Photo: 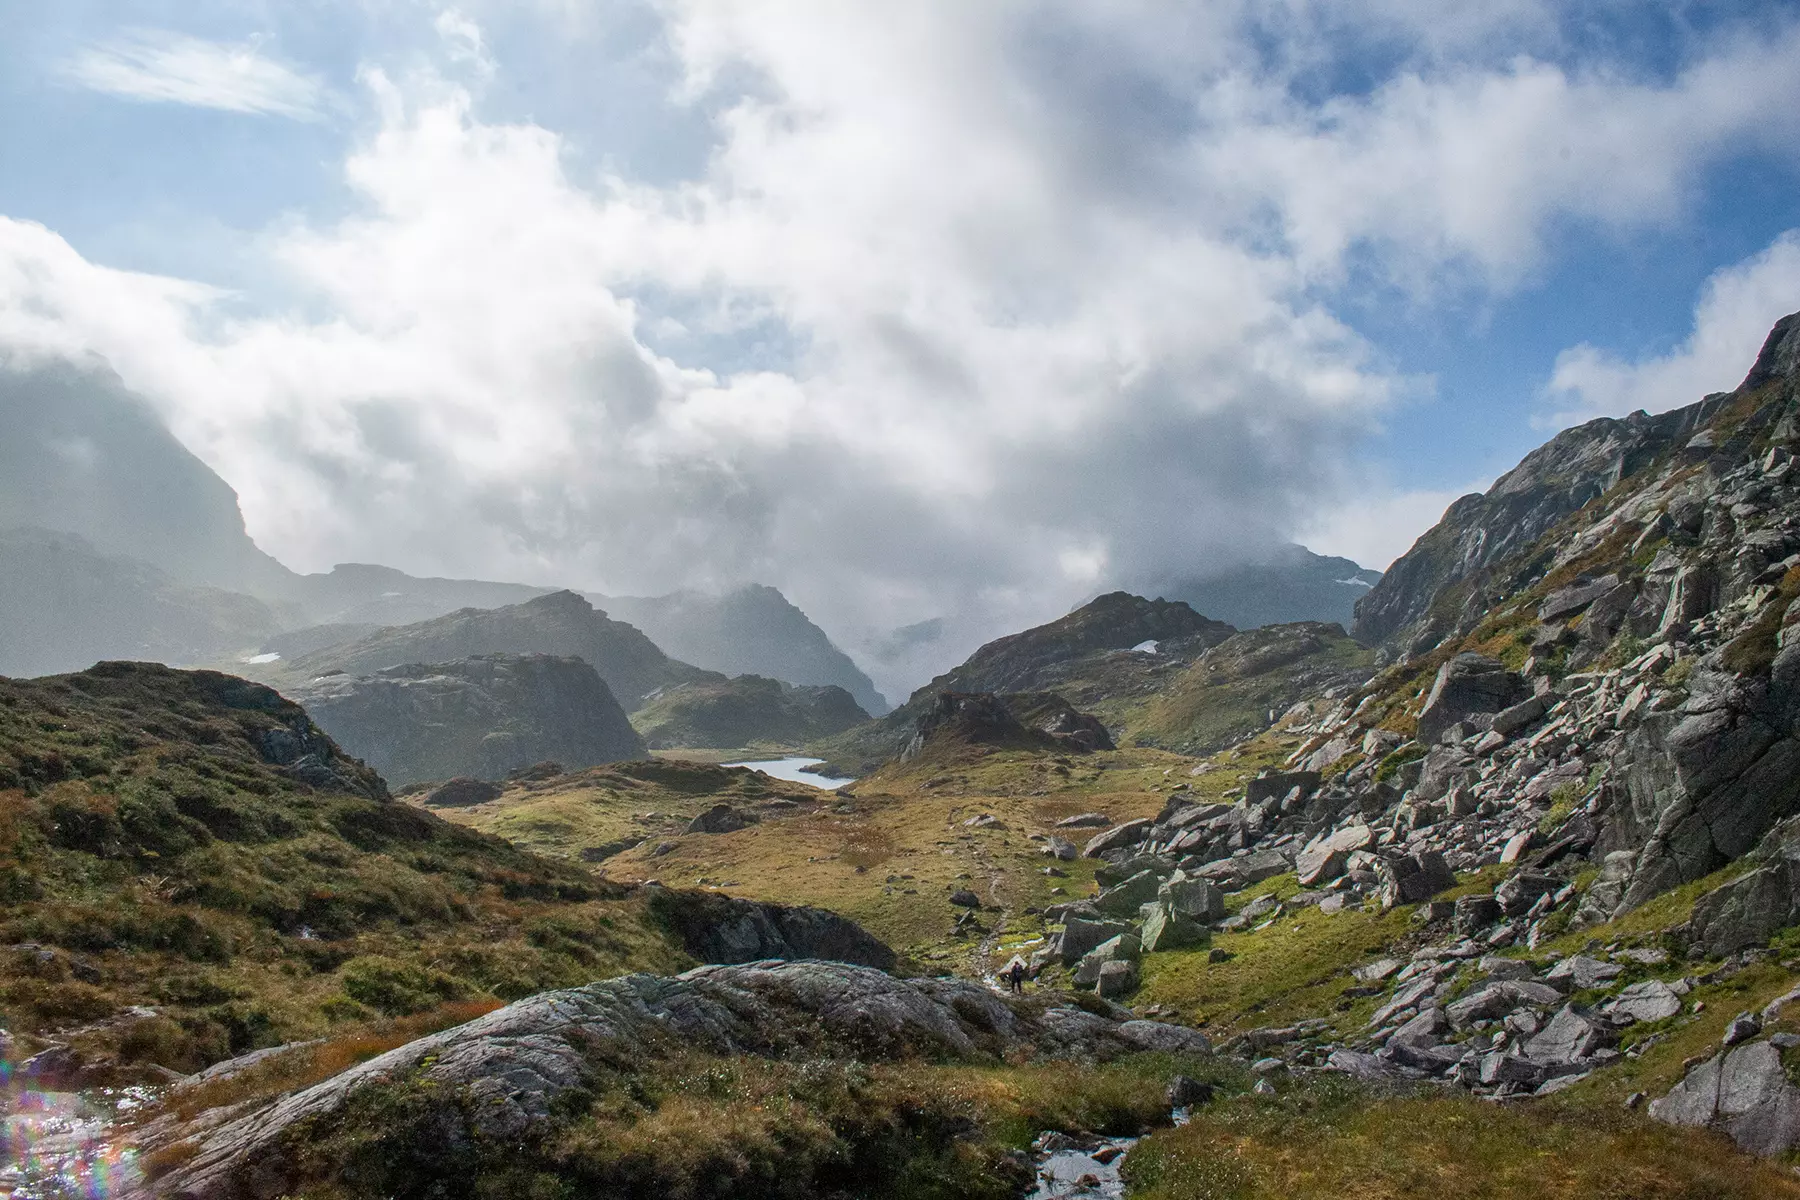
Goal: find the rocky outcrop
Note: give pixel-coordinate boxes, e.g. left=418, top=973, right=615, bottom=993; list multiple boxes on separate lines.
left=288, top=590, right=711, bottom=707
left=1415, top=653, right=1532, bottom=746
left=1652, top=1036, right=1800, bottom=1157
left=898, top=691, right=1114, bottom=761
left=133, top=960, right=1211, bottom=1199
left=646, top=889, right=897, bottom=969
left=290, top=654, right=646, bottom=786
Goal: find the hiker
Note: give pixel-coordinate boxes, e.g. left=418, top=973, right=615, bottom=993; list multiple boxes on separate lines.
left=1007, top=960, right=1027, bottom=994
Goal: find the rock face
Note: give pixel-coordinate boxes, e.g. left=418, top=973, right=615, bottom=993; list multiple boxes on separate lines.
left=290, top=654, right=646, bottom=786
left=134, top=960, right=1211, bottom=1200
left=288, top=590, right=710, bottom=707
left=1652, top=1037, right=1800, bottom=1157
left=1415, top=654, right=1531, bottom=747
left=644, top=889, right=897, bottom=970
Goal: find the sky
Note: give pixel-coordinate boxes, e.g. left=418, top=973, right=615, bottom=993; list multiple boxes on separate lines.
left=2, top=0, right=1799, bottom=698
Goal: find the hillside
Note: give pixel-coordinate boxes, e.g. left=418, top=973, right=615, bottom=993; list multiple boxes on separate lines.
left=289, top=654, right=647, bottom=785
left=281, top=590, right=711, bottom=708
left=0, top=528, right=282, bottom=678
left=597, top=585, right=890, bottom=715
left=630, top=674, right=868, bottom=750
left=0, top=661, right=688, bottom=1083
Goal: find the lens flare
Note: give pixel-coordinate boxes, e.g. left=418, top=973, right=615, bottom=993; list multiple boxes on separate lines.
left=1, top=1070, right=151, bottom=1200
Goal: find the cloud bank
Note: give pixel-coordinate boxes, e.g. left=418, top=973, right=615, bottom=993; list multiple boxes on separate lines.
left=8, top=3, right=1800, bottom=696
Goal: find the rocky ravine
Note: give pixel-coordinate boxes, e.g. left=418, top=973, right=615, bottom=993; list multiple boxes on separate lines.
left=130, top=960, right=1210, bottom=1200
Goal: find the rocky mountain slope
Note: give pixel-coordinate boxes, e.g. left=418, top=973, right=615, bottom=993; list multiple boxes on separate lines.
left=281, top=590, right=711, bottom=708
left=0, top=361, right=294, bottom=597
left=597, top=585, right=890, bottom=715
left=289, top=654, right=647, bottom=785
left=630, top=673, right=868, bottom=750
left=0, top=527, right=282, bottom=678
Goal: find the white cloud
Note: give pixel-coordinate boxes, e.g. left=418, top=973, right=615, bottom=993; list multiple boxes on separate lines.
left=1299, top=480, right=1483, bottom=571
left=1546, top=230, right=1800, bottom=421
left=10, top=4, right=1800, bottom=693
left=62, top=29, right=330, bottom=120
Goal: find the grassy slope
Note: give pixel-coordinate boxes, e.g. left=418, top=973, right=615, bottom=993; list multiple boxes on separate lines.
left=0, top=663, right=688, bottom=1079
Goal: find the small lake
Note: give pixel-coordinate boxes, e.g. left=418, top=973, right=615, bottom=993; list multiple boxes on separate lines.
left=722, top=756, right=855, bottom=790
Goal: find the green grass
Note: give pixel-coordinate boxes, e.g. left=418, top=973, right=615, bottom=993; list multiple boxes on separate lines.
left=0, top=662, right=690, bottom=1079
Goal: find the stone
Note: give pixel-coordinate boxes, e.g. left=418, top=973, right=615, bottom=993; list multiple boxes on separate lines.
left=1159, top=876, right=1226, bottom=922
left=1245, top=771, right=1321, bottom=806
left=1058, top=813, right=1113, bottom=828
left=1525, top=1005, right=1614, bottom=1067
left=1095, top=870, right=1164, bottom=917
left=1379, top=850, right=1458, bottom=909
left=1167, top=1075, right=1214, bottom=1108
left=1042, top=837, right=1079, bottom=861
left=1602, top=980, right=1683, bottom=1024
left=1139, top=903, right=1209, bottom=953
left=1240, top=849, right=1292, bottom=884
left=1480, top=1051, right=1546, bottom=1087
left=1352, top=958, right=1404, bottom=985
left=1490, top=695, right=1549, bottom=738
left=1686, top=864, right=1800, bottom=958
left=1495, top=872, right=1561, bottom=918
left=1724, top=1012, right=1764, bottom=1047
left=1058, top=917, right=1133, bottom=964
left=1194, top=859, right=1248, bottom=892
left=1096, top=959, right=1138, bottom=998
left=1076, top=934, right=1143, bottom=986
left=1454, top=895, right=1502, bottom=934
left=1539, top=574, right=1623, bottom=623
left=949, top=889, right=982, bottom=909
left=1477, top=956, right=1536, bottom=981
left=688, top=804, right=761, bottom=835
left=1544, top=955, right=1624, bottom=992
left=1083, top=819, right=1154, bottom=858
left=648, top=891, right=898, bottom=970
left=1389, top=1005, right=1450, bottom=1048
left=1297, top=825, right=1372, bottom=887
left=1416, top=653, right=1531, bottom=747
left=1498, top=831, right=1534, bottom=865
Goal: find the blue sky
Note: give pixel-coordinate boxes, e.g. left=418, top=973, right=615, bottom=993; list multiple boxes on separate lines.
left=2, top=1, right=1799, bottom=694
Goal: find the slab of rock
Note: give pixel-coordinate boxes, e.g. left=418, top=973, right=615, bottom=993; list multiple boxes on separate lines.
left=1495, top=872, right=1561, bottom=918
left=1379, top=851, right=1458, bottom=909
left=1525, top=1004, right=1614, bottom=1068
left=1417, top=654, right=1531, bottom=747
left=646, top=889, right=898, bottom=970
left=1297, top=825, right=1373, bottom=887
left=1240, top=849, right=1292, bottom=884
left=1058, top=916, right=1133, bottom=964
left=1544, top=955, right=1623, bottom=992
left=1140, top=903, right=1208, bottom=953
left=1603, top=980, right=1682, bottom=1024
left=1083, top=819, right=1154, bottom=858
left=1057, top=813, right=1112, bottom=828
left=139, top=961, right=1214, bottom=1199
left=1245, top=771, right=1320, bottom=806
left=1490, top=694, right=1549, bottom=738
left=1652, top=1040, right=1800, bottom=1157
left=1096, top=959, right=1139, bottom=998
left=1095, top=870, right=1163, bottom=917
left=687, top=804, right=760, bottom=834
left=1159, top=875, right=1226, bottom=922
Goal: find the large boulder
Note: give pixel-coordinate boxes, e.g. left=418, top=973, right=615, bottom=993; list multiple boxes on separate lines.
left=1378, top=851, right=1457, bottom=908
left=1651, top=1039, right=1800, bottom=1157
left=1415, top=654, right=1531, bottom=747
left=1159, top=874, right=1226, bottom=921
left=1058, top=916, right=1133, bottom=964
left=1139, top=903, right=1209, bottom=953
left=1084, top=819, right=1155, bottom=858
left=1094, top=870, right=1164, bottom=917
